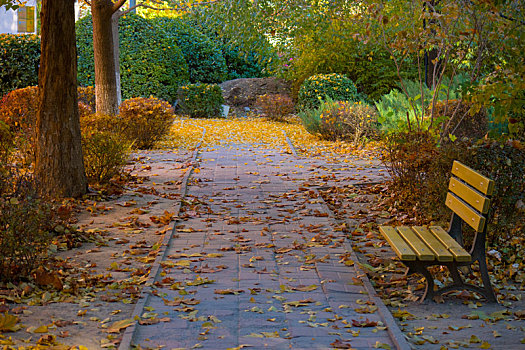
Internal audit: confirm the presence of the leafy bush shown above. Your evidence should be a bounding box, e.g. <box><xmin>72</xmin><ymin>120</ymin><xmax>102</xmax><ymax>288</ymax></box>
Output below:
<box><xmin>299</xmin><ymin>98</ymin><xmax>378</xmax><ymax>144</ymax></box>
<box><xmin>298</xmin><ymin>74</ymin><xmax>360</xmax><ymax>111</ymax></box>
<box><xmin>118</xmin><ymin>97</ymin><xmax>174</xmax><ymax>149</ymax></box>
<box><xmin>0</xmin><ymin>86</ymin><xmax>38</xmax><ymax>137</ymax></box>
<box><xmin>178</xmin><ymin>83</ymin><xmax>224</xmax><ymax>119</ymax></box>
<box><xmin>375</xmin><ymin>78</ymin><xmax>465</xmax><ymax>133</ymax></box>
<box><xmin>0</xmin><ymin>34</ymin><xmax>40</xmax><ymax>97</ymax></box>
<box><xmin>382</xmin><ymin>133</ymin><xmax>525</xmax><ymax>245</ymax></box>
<box><xmin>76</xmin><ymin>14</ymin><xmax>189</xmax><ymax>103</ymax></box>
<box><xmin>0</xmin><ymin>176</ymin><xmax>52</xmax><ymax>282</ymax></box>
<box><xmin>82</xmin><ymin>130</ymin><xmax>131</xmax><ymax>185</ymax></box>
<box><xmin>432</xmin><ymin>99</ymin><xmax>487</xmax><ymax>141</ymax></box>
<box><xmin>221</xmin><ymin>44</ymin><xmax>269</xmax><ymax>80</ymax></box>
<box><xmin>152</xmin><ymin>17</ymin><xmax>228</xmax><ymax>84</ymax></box>
<box><xmin>78</xmin><ymin>86</ymin><xmax>96</xmax><ymax>111</ymax></box>
<box><xmin>255</xmin><ymin>94</ymin><xmax>294</xmax><ymax>122</ymax></box>
<box><xmin>318</xmin><ymin>100</ymin><xmax>378</xmax><ymax>143</ymax></box>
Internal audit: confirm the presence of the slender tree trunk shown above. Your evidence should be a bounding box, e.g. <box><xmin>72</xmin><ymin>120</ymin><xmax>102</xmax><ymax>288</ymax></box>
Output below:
<box><xmin>35</xmin><ymin>0</ymin><xmax>87</xmax><ymax>198</ymax></box>
<box><xmin>92</xmin><ymin>0</ymin><xmax>119</xmax><ymax>115</ymax></box>
<box><xmin>112</xmin><ymin>11</ymin><xmax>122</xmax><ymax>106</ymax></box>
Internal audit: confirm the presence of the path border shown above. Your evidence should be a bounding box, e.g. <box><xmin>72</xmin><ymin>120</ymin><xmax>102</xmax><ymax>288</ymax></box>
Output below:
<box><xmin>286</xmin><ymin>136</ymin><xmax>411</xmax><ymax>350</ymax></box>
<box><xmin>119</xmin><ymin>132</ymin><xmax>205</xmax><ymax>350</ymax></box>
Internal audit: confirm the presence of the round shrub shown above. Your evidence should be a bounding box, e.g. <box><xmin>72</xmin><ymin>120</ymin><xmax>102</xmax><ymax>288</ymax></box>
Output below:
<box><xmin>255</xmin><ymin>94</ymin><xmax>294</xmax><ymax>122</ymax></box>
<box><xmin>0</xmin><ymin>86</ymin><xmax>38</xmax><ymax>138</ymax></box>
<box><xmin>319</xmin><ymin>101</ymin><xmax>378</xmax><ymax>143</ymax></box>
<box><xmin>76</xmin><ymin>14</ymin><xmax>189</xmax><ymax>103</ymax></box>
<box><xmin>82</xmin><ymin>130</ymin><xmax>131</xmax><ymax>185</ymax></box>
<box><xmin>298</xmin><ymin>73</ymin><xmax>360</xmax><ymax>110</ymax></box>
<box><xmin>152</xmin><ymin>17</ymin><xmax>227</xmax><ymax>84</ymax></box>
<box><xmin>0</xmin><ymin>34</ymin><xmax>40</xmax><ymax>97</ymax></box>
<box><xmin>118</xmin><ymin>97</ymin><xmax>174</xmax><ymax>149</ymax></box>
<box><xmin>178</xmin><ymin>83</ymin><xmax>224</xmax><ymax>119</ymax></box>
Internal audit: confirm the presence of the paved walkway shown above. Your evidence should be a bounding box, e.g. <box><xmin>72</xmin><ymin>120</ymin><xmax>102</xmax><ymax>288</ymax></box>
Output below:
<box><xmin>125</xmin><ymin>144</ymin><xmax>403</xmax><ymax>349</ymax></box>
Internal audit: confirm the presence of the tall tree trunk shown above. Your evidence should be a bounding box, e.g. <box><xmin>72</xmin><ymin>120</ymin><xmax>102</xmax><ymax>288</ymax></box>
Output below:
<box><xmin>35</xmin><ymin>0</ymin><xmax>87</xmax><ymax>198</ymax></box>
<box><xmin>112</xmin><ymin>11</ymin><xmax>122</xmax><ymax>106</ymax></box>
<box><xmin>92</xmin><ymin>0</ymin><xmax>119</xmax><ymax>115</ymax></box>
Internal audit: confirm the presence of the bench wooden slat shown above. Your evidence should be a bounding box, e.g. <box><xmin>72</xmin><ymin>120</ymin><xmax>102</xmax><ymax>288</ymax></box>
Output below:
<box><xmin>396</xmin><ymin>226</ymin><xmax>435</xmax><ymax>261</ymax></box>
<box><xmin>379</xmin><ymin>226</ymin><xmax>417</xmax><ymax>261</ymax></box>
<box><xmin>449</xmin><ymin>177</ymin><xmax>490</xmax><ymax>214</ymax></box>
<box><xmin>429</xmin><ymin>226</ymin><xmax>472</xmax><ymax>262</ymax></box>
<box><xmin>445</xmin><ymin>192</ymin><xmax>486</xmax><ymax>232</ymax></box>
<box><xmin>412</xmin><ymin>226</ymin><xmax>454</xmax><ymax>262</ymax></box>
<box><xmin>451</xmin><ymin>161</ymin><xmax>495</xmax><ymax>196</ymax></box>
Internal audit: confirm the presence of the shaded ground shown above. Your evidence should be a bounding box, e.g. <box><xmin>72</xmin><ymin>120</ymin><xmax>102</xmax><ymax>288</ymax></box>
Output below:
<box><xmin>0</xmin><ymin>150</ymin><xmax>192</xmax><ymax>349</ymax></box>
<box><xmin>126</xmin><ymin>144</ymin><xmax>401</xmax><ymax>350</ymax></box>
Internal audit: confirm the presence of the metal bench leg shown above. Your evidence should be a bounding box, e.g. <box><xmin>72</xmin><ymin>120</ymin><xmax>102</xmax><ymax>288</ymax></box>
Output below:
<box><xmin>405</xmin><ymin>262</ymin><xmax>435</xmax><ymax>302</ymax></box>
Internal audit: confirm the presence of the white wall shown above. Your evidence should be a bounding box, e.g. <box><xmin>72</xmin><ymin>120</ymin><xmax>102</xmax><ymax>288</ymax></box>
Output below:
<box><xmin>0</xmin><ymin>0</ymin><xmax>38</xmax><ymax>35</ymax></box>
<box><xmin>0</xmin><ymin>6</ymin><xmax>18</xmax><ymax>34</ymax></box>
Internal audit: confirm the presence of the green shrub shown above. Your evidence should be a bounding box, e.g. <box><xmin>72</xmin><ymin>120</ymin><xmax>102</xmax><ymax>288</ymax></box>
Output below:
<box><xmin>178</xmin><ymin>83</ymin><xmax>224</xmax><ymax>119</ymax></box>
<box><xmin>375</xmin><ymin>77</ymin><xmax>465</xmax><ymax>133</ymax></box>
<box><xmin>82</xmin><ymin>130</ymin><xmax>131</xmax><ymax>185</ymax></box>
<box><xmin>221</xmin><ymin>44</ymin><xmax>269</xmax><ymax>80</ymax></box>
<box><xmin>255</xmin><ymin>94</ymin><xmax>294</xmax><ymax>122</ymax></box>
<box><xmin>76</xmin><ymin>14</ymin><xmax>189</xmax><ymax>103</ymax></box>
<box><xmin>186</xmin><ymin>13</ymin><xmax>272</xmax><ymax>80</ymax></box>
<box><xmin>0</xmin><ymin>34</ymin><xmax>40</xmax><ymax>97</ymax></box>
<box><xmin>298</xmin><ymin>74</ymin><xmax>360</xmax><ymax>111</ymax></box>
<box><xmin>152</xmin><ymin>17</ymin><xmax>228</xmax><ymax>84</ymax></box>
<box><xmin>118</xmin><ymin>97</ymin><xmax>174</xmax><ymax>149</ymax></box>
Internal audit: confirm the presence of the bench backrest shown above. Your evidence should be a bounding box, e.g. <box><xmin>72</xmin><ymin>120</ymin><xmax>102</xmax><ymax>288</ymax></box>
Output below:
<box><xmin>446</xmin><ymin>161</ymin><xmax>495</xmax><ymax>233</ymax></box>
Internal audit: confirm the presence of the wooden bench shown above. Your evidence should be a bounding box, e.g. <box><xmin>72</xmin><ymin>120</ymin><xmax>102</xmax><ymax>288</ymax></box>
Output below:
<box><xmin>379</xmin><ymin>161</ymin><xmax>497</xmax><ymax>302</ymax></box>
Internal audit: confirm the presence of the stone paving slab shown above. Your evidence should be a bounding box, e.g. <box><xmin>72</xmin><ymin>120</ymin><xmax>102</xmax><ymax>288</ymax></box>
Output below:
<box><xmin>127</xmin><ymin>144</ymin><xmax>405</xmax><ymax>349</ymax></box>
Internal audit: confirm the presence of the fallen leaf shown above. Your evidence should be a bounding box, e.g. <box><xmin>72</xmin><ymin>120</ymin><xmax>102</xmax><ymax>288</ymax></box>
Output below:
<box><xmin>107</xmin><ymin>319</ymin><xmax>134</xmax><ymax>333</ymax></box>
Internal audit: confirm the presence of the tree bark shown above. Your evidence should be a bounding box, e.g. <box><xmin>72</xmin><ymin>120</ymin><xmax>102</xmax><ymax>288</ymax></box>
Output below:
<box><xmin>92</xmin><ymin>0</ymin><xmax>119</xmax><ymax>115</ymax></box>
<box><xmin>112</xmin><ymin>11</ymin><xmax>122</xmax><ymax>106</ymax></box>
<box><xmin>35</xmin><ymin>0</ymin><xmax>87</xmax><ymax>198</ymax></box>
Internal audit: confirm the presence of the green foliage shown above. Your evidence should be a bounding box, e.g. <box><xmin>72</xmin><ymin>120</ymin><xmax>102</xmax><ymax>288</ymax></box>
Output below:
<box><xmin>0</xmin><ymin>34</ymin><xmax>40</xmax><ymax>97</ymax></box>
<box><xmin>118</xmin><ymin>97</ymin><xmax>175</xmax><ymax>149</ymax></box>
<box><xmin>185</xmin><ymin>11</ymin><xmax>274</xmax><ymax>80</ymax></box>
<box><xmin>178</xmin><ymin>83</ymin><xmax>224</xmax><ymax>119</ymax></box>
<box><xmin>375</xmin><ymin>79</ymin><xmax>464</xmax><ymax>133</ymax></box>
<box><xmin>76</xmin><ymin>14</ymin><xmax>189</xmax><ymax>103</ymax></box>
<box><xmin>298</xmin><ymin>74</ymin><xmax>360</xmax><ymax>111</ymax></box>
<box><xmin>255</xmin><ymin>94</ymin><xmax>294</xmax><ymax>122</ymax></box>
<box><xmin>152</xmin><ymin>17</ymin><xmax>227</xmax><ymax>84</ymax></box>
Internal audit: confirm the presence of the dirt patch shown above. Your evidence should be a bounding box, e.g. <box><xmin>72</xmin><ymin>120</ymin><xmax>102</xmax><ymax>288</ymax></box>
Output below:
<box><xmin>0</xmin><ymin>149</ymin><xmax>192</xmax><ymax>349</ymax></box>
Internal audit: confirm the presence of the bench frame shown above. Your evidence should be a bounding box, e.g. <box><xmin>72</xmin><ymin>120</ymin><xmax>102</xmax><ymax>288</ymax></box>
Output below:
<box><xmin>380</xmin><ymin>161</ymin><xmax>497</xmax><ymax>302</ymax></box>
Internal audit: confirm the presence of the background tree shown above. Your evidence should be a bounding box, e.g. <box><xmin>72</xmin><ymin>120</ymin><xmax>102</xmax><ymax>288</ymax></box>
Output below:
<box><xmin>35</xmin><ymin>0</ymin><xmax>87</xmax><ymax>198</ymax></box>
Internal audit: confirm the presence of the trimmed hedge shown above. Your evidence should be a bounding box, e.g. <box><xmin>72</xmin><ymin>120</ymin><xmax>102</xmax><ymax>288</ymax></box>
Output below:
<box><xmin>152</xmin><ymin>17</ymin><xmax>228</xmax><ymax>84</ymax></box>
<box><xmin>76</xmin><ymin>14</ymin><xmax>189</xmax><ymax>103</ymax></box>
<box><xmin>178</xmin><ymin>83</ymin><xmax>224</xmax><ymax>118</ymax></box>
<box><xmin>0</xmin><ymin>34</ymin><xmax>40</xmax><ymax>97</ymax></box>
<box><xmin>298</xmin><ymin>73</ymin><xmax>360</xmax><ymax>110</ymax></box>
